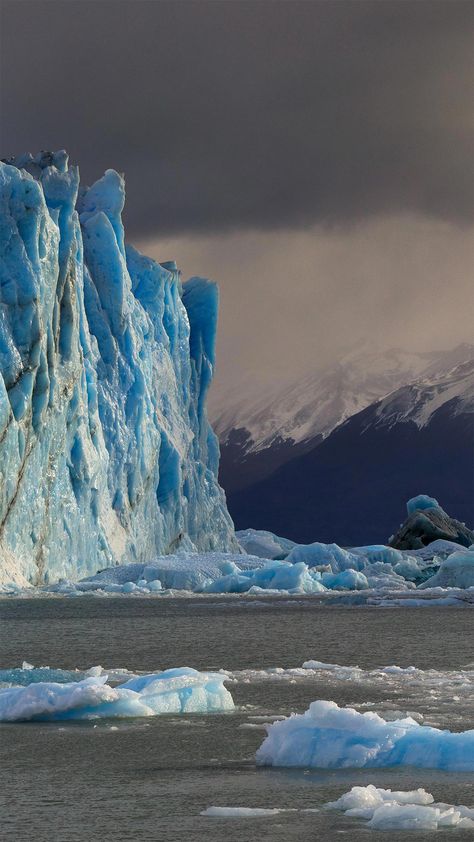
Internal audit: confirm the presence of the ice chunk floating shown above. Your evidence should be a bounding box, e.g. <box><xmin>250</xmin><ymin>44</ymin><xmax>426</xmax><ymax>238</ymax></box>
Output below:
<box><xmin>326</xmin><ymin>785</ymin><xmax>474</xmax><ymax>831</ymax></box>
<box><xmin>0</xmin><ymin>668</ymin><xmax>234</xmax><ymax>721</ymax></box>
<box><xmin>0</xmin><ymin>151</ymin><xmax>236</xmax><ymax>586</ymax></box>
<box><xmin>201</xmin><ymin>807</ymin><xmax>283</xmax><ymax>818</ymax></box>
<box><xmin>256</xmin><ymin>700</ymin><xmax>474</xmax><ymax>771</ymax></box>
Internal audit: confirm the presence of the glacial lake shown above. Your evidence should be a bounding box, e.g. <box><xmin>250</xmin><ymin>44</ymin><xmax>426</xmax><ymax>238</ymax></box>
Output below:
<box><xmin>0</xmin><ymin>598</ymin><xmax>473</xmax><ymax>841</ymax></box>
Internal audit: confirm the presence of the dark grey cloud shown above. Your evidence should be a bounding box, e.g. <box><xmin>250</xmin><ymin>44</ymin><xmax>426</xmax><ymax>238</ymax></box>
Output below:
<box><xmin>1</xmin><ymin>0</ymin><xmax>473</xmax><ymax>236</ymax></box>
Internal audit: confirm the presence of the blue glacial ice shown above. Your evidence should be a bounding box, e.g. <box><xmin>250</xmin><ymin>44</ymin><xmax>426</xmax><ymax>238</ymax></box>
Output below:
<box><xmin>255</xmin><ymin>700</ymin><xmax>474</xmax><ymax>771</ymax></box>
<box><xmin>406</xmin><ymin>494</ymin><xmax>441</xmax><ymax>515</ymax></box>
<box><xmin>236</xmin><ymin>529</ymin><xmax>296</xmax><ymax>559</ymax></box>
<box><xmin>1</xmin><ymin>538</ymin><xmax>473</xmax><ymax>600</ymax></box>
<box><xmin>0</xmin><ymin>667</ymin><xmax>234</xmax><ymax>721</ymax></box>
<box><xmin>200</xmin><ymin>559</ymin><xmax>327</xmax><ymax>594</ymax></box>
<box><xmin>419</xmin><ymin>545</ymin><xmax>474</xmax><ymax>589</ymax></box>
<box><xmin>0</xmin><ymin>151</ymin><xmax>237</xmax><ymax>585</ymax></box>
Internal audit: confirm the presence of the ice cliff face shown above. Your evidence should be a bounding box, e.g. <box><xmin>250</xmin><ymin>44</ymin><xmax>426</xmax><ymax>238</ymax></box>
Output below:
<box><xmin>0</xmin><ymin>150</ymin><xmax>236</xmax><ymax>585</ymax></box>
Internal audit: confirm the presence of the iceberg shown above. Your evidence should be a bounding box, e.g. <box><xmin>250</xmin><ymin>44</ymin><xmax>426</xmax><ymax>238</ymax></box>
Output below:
<box><xmin>326</xmin><ymin>785</ymin><xmax>474</xmax><ymax>831</ymax></box>
<box><xmin>200</xmin><ymin>559</ymin><xmax>326</xmax><ymax>594</ymax></box>
<box><xmin>255</xmin><ymin>700</ymin><xmax>474</xmax><ymax>771</ymax></box>
<box><xmin>419</xmin><ymin>546</ymin><xmax>474</xmax><ymax>589</ymax></box>
<box><xmin>0</xmin><ymin>667</ymin><xmax>234</xmax><ymax>721</ymax></box>
<box><xmin>0</xmin><ymin>151</ymin><xmax>236</xmax><ymax>585</ymax></box>
<box><xmin>236</xmin><ymin>529</ymin><xmax>295</xmax><ymax>559</ymax></box>
<box><xmin>64</xmin><ymin>551</ymin><xmax>267</xmax><ymax>593</ymax></box>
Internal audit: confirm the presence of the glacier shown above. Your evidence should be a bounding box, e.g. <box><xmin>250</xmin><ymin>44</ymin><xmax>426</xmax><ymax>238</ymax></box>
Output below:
<box><xmin>0</xmin><ymin>151</ymin><xmax>237</xmax><ymax>585</ymax></box>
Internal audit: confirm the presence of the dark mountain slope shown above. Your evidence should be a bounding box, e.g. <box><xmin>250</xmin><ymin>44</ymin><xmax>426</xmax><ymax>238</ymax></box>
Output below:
<box><xmin>226</xmin><ymin>398</ymin><xmax>473</xmax><ymax>546</ymax></box>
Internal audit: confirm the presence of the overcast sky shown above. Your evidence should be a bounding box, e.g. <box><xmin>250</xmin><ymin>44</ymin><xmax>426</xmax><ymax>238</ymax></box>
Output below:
<box><xmin>1</xmin><ymin>0</ymin><xmax>473</xmax><ymax>401</ymax></box>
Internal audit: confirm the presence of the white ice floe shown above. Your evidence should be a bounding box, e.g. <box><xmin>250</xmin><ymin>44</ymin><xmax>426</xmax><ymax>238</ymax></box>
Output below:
<box><xmin>201</xmin><ymin>807</ymin><xmax>282</xmax><ymax>818</ymax></box>
<box><xmin>0</xmin><ymin>668</ymin><xmax>234</xmax><ymax>721</ymax></box>
<box><xmin>255</xmin><ymin>700</ymin><xmax>474</xmax><ymax>771</ymax></box>
<box><xmin>326</xmin><ymin>785</ymin><xmax>474</xmax><ymax>830</ymax></box>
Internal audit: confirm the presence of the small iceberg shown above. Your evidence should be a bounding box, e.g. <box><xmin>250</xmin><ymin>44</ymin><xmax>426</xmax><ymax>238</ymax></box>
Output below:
<box><xmin>326</xmin><ymin>785</ymin><xmax>474</xmax><ymax>831</ymax></box>
<box><xmin>0</xmin><ymin>667</ymin><xmax>234</xmax><ymax>722</ymax></box>
<box><xmin>419</xmin><ymin>545</ymin><xmax>474</xmax><ymax>589</ymax></box>
<box><xmin>255</xmin><ymin>699</ymin><xmax>474</xmax><ymax>771</ymax></box>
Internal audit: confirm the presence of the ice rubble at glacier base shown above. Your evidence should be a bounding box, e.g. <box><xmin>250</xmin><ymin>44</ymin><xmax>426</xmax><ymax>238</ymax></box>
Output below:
<box><xmin>2</xmin><ymin>535</ymin><xmax>473</xmax><ymax>602</ymax></box>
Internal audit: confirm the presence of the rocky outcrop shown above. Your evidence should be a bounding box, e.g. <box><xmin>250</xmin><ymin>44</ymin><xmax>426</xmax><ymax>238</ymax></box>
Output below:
<box><xmin>389</xmin><ymin>495</ymin><xmax>474</xmax><ymax>550</ymax></box>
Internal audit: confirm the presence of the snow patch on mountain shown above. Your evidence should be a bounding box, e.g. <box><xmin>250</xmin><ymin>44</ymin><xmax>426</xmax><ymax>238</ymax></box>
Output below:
<box><xmin>212</xmin><ymin>342</ymin><xmax>474</xmax><ymax>454</ymax></box>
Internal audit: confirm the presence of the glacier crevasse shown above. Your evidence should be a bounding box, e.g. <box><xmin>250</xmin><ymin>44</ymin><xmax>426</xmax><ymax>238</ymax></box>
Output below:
<box><xmin>0</xmin><ymin>151</ymin><xmax>236</xmax><ymax>584</ymax></box>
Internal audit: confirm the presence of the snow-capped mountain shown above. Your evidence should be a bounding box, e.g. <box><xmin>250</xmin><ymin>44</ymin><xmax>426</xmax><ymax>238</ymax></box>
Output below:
<box><xmin>213</xmin><ymin>341</ymin><xmax>474</xmax><ymax>452</ymax></box>
<box><xmin>370</xmin><ymin>354</ymin><xmax>474</xmax><ymax>431</ymax></box>
<box><xmin>222</xmin><ymin>351</ymin><xmax>474</xmax><ymax>545</ymax></box>
<box><xmin>215</xmin><ymin>342</ymin><xmax>474</xmax><ymax>494</ymax></box>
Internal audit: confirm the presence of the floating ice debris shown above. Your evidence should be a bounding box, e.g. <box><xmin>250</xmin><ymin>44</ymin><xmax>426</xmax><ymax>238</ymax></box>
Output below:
<box><xmin>326</xmin><ymin>785</ymin><xmax>474</xmax><ymax>831</ymax></box>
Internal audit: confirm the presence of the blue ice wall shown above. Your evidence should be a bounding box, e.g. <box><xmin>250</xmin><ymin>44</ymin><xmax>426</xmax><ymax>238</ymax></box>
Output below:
<box><xmin>0</xmin><ymin>151</ymin><xmax>237</xmax><ymax>584</ymax></box>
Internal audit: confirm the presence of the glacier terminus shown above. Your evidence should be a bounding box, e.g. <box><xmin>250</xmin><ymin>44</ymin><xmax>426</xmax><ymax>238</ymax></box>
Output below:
<box><xmin>0</xmin><ymin>151</ymin><xmax>237</xmax><ymax>586</ymax></box>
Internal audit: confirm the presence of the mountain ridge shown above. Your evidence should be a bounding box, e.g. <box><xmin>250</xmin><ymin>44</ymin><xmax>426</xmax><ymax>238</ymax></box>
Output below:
<box><xmin>219</xmin><ymin>349</ymin><xmax>474</xmax><ymax>544</ymax></box>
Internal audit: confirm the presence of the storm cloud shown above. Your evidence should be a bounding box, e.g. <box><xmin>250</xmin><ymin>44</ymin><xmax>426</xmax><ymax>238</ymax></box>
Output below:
<box><xmin>1</xmin><ymin>0</ymin><xmax>472</xmax><ymax>400</ymax></box>
<box><xmin>1</xmin><ymin>0</ymin><xmax>473</xmax><ymax>236</ymax></box>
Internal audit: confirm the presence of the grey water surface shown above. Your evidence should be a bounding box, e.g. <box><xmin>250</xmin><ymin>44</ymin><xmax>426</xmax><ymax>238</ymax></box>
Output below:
<box><xmin>0</xmin><ymin>598</ymin><xmax>473</xmax><ymax>842</ymax></box>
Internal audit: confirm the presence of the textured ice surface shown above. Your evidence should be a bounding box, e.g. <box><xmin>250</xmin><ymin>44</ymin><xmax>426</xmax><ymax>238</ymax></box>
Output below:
<box><xmin>201</xmin><ymin>559</ymin><xmax>326</xmax><ymax>594</ymax></box>
<box><xmin>419</xmin><ymin>546</ymin><xmax>474</xmax><ymax>589</ymax></box>
<box><xmin>236</xmin><ymin>529</ymin><xmax>295</xmax><ymax>559</ymax></box>
<box><xmin>0</xmin><ymin>152</ymin><xmax>236</xmax><ymax>585</ymax></box>
<box><xmin>256</xmin><ymin>700</ymin><xmax>474</xmax><ymax>771</ymax></box>
<box><xmin>38</xmin><ymin>546</ymin><xmax>424</xmax><ymax>595</ymax></box>
<box><xmin>0</xmin><ymin>667</ymin><xmax>234</xmax><ymax>721</ymax></box>
<box><xmin>1</xmin><ymin>537</ymin><xmax>473</xmax><ymax>599</ymax></box>
<box><xmin>70</xmin><ymin>552</ymin><xmax>266</xmax><ymax>593</ymax></box>
<box><xmin>326</xmin><ymin>785</ymin><xmax>474</xmax><ymax>831</ymax></box>
<box><xmin>406</xmin><ymin>494</ymin><xmax>441</xmax><ymax>515</ymax></box>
